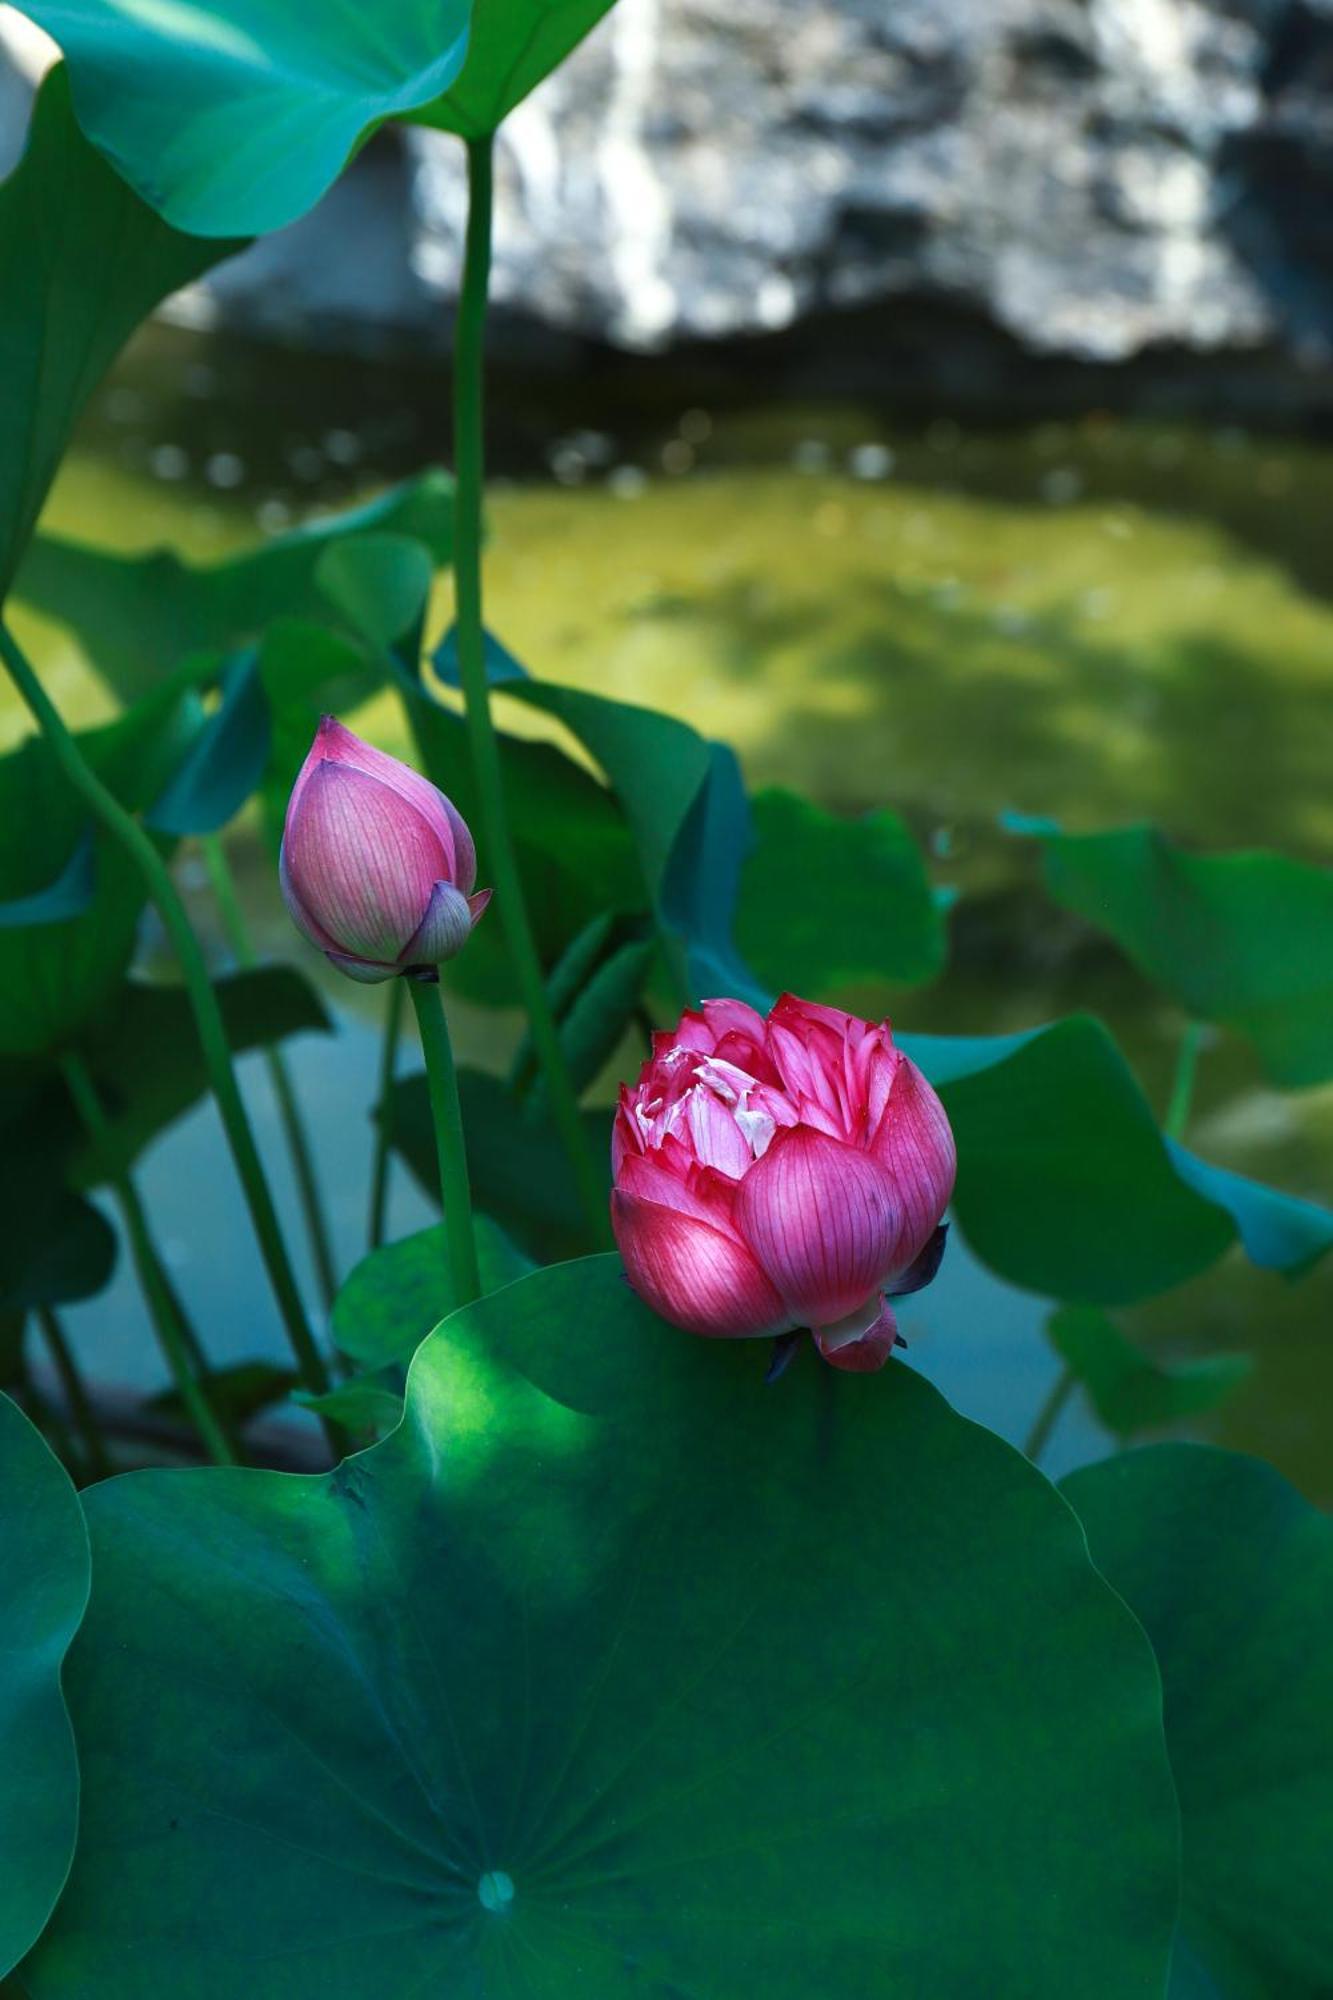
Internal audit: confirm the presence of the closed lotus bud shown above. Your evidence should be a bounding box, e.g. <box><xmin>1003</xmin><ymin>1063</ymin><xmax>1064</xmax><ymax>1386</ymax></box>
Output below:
<box><xmin>280</xmin><ymin>716</ymin><xmax>490</xmax><ymax>983</ymax></box>
<box><xmin>611</xmin><ymin>993</ymin><xmax>955</xmax><ymax>1373</ymax></box>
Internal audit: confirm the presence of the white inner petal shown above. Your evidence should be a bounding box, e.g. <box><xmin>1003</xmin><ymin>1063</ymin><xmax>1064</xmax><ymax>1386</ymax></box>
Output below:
<box><xmin>635</xmin><ymin>1044</ymin><xmax>781</xmax><ymax>1169</ymax></box>
<box><xmin>734</xmin><ymin>1105</ymin><xmax>776</xmax><ymax>1158</ymax></box>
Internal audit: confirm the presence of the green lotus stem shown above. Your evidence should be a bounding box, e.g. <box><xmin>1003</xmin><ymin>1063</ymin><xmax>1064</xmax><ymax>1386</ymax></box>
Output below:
<box><xmin>201</xmin><ymin>832</ymin><xmax>339</xmax><ymax>1313</ymax></box>
<box><xmin>36</xmin><ymin>1305</ymin><xmax>111</xmax><ymax>1480</ymax></box>
<box><xmin>1024</xmin><ymin>1363</ymin><xmax>1075</xmax><ymax>1465</ymax></box>
<box><xmin>158</xmin><ymin>1252</ymin><xmax>219</xmax><ymax>1389</ymax></box>
<box><xmin>452</xmin><ymin>134</ymin><xmax>609</xmax><ymax>1248</ymax></box>
<box><xmin>60</xmin><ymin>1049</ymin><xmax>235</xmax><ymax>1466</ymax></box>
<box><xmin>406</xmin><ymin>977</ymin><xmax>480</xmax><ymax>1314</ymax></box>
<box><xmin>24</xmin><ymin>1370</ymin><xmax>75</xmax><ymax>1469</ymax></box>
<box><xmin>0</xmin><ymin>619</ymin><xmax>330</xmax><ymax>1401</ymax></box>
<box><xmin>367</xmin><ymin>976</ymin><xmax>405</xmax><ymax>1251</ymax></box>
<box><xmin>1165</xmin><ymin>1020</ymin><xmax>1205</xmax><ymax>1141</ymax></box>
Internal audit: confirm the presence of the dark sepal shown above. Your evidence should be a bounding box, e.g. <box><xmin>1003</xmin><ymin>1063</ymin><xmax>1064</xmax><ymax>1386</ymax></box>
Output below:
<box><xmin>889</xmin><ymin>1223</ymin><xmax>949</xmax><ymax>1300</ymax></box>
<box><xmin>765</xmin><ymin>1330</ymin><xmax>805</xmax><ymax>1384</ymax></box>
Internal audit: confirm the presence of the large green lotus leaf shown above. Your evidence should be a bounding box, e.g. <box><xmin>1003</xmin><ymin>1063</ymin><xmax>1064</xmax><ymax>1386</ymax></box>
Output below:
<box><xmin>507</xmin><ymin>680</ymin><xmax>712</xmax><ymax>906</ymax></box>
<box><xmin>425</xmin><ymin>654</ymin><xmax>743</xmax><ymax>996</ymax></box>
<box><xmin>658</xmin><ymin>741</ymin><xmax>762</xmax><ymax>1001</ymax></box>
<box><xmin>332</xmin><ymin>1214</ymin><xmax>533</xmax><ymax>1371</ymax></box>
<box><xmin>21</xmin><ymin>0</ymin><xmax>471</xmax><ymax>237</ymax></box>
<box><xmin>143</xmin><ymin>651</ymin><xmax>270</xmax><ymax>836</ymax></box>
<box><xmin>315</xmin><ymin>534</ymin><xmax>436</xmax><ymax>656</ymax></box>
<box><xmin>0</xmin><ymin>1393</ymin><xmax>90</xmax><ymax>1978</ymax></box>
<box><xmin>431</xmin><ymin>621</ymin><xmax>529</xmax><ymax>690</ymax></box>
<box><xmin>898</xmin><ymin>1019</ymin><xmax>1333</xmax><ymax>1301</ymax></box>
<box><xmin>26</xmin><ymin>1260</ymin><xmax>1178</xmax><ymax>1996</ymax></box>
<box><xmin>1164</xmin><ymin>1143</ymin><xmax>1333</xmax><ymax>1276</ymax></box>
<box><xmin>0</xmin><ymin>693</ymin><xmax>200</xmax><ymax>1057</ymax></box>
<box><xmin>736</xmin><ymin>786</ymin><xmax>946</xmax><ymax>996</ymax></box>
<box><xmin>70</xmin><ymin>967</ymin><xmax>331</xmax><ymax>1183</ymax></box>
<box><xmin>405</xmin><ymin>680</ymin><xmax>645</xmax><ymax>1000</ymax></box>
<box><xmin>414</xmin><ymin>0</ymin><xmax>617</xmax><ymax>138</ymax></box>
<box><xmin>256</xmin><ymin>621</ymin><xmax>389</xmax><ymax>853</ymax></box>
<box><xmin>0</xmin><ymin>1188</ymin><xmax>114</xmax><ymax>1315</ymax></box>
<box><xmin>1064</xmin><ymin>1446</ymin><xmax>1333</xmax><ymax>1998</ymax></box>
<box><xmin>0</xmin><ymin>65</ymin><xmax>239</xmax><ymax>598</ymax></box>
<box><xmin>495</xmin><ymin>675</ymin><xmax>720</xmax><ymax>1001</ymax></box>
<box><xmin>918</xmin><ymin>1018</ymin><xmax>1232</xmax><ymax>1302</ymax></box>
<box><xmin>427</xmin><ymin>654</ymin><xmax>709</xmax><ymax>964</ymax></box>
<box><xmin>14</xmin><ymin>475</ymin><xmax>456</xmax><ymax>703</ymax></box>
<box><xmin>1046</xmin><ymin>1306</ymin><xmax>1251</xmax><ymax>1441</ymax></box>
<box><xmin>1017</xmin><ymin>819</ymin><xmax>1333</xmax><ymax>1089</ymax></box>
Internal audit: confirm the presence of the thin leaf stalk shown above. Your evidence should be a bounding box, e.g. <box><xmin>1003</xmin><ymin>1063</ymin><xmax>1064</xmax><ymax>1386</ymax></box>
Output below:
<box><xmin>201</xmin><ymin>832</ymin><xmax>339</xmax><ymax>1313</ymax></box>
<box><xmin>60</xmin><ymin>1048</ymin><xmax>235</xmax><ymax>1465</ymax></box>
<box><xmin>36</xmin><ymin>1305</ymin><xmax>112</xmax><ymax>1479</ymax></box>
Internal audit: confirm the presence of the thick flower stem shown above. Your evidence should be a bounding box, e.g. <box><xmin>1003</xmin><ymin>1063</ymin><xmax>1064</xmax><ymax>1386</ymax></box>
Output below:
<box><xmin>367</xmin><ymin>976</ymin><xmax>405</xmax><ymax>1251</ymax></box>
<box><xmin>201</xmin><ymin>832</ymin><xmax>339</xmax><ymax>1313</ymax></box>
<box><xmin>36</xmin><ymin>1306</ymin><xmax>111</xmax><ymax>1480</ymax></box>
<box><xmin>60</xmin><ymin>1049</ymin><xmax>236</xmax><ymax>1466</ymax></box>
<box><xmin>0</xmin><ymin>620</ymin><xmax>330</xmax><ymax>1402</ymax></box>
<box><xmin>406</xmin><ymin>978</ymin><xmax>480</xmax><ymax>1314</ymax></box>
<box><xmin>452</xmin><ymin>134</ymin><xmax>609</xmax><ymax>1249</ymax></box>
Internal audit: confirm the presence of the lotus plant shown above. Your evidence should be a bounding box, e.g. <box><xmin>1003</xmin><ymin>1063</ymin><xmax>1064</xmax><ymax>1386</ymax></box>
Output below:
<box><xmin>612</xmin><ymin>995</ymin><xmax>956</xmax><ymax>1371</ymax></box>
<box><xmin>280</xmin><ymin>716</ymin><xmax>490</xmax><ymax>984</ymax></box>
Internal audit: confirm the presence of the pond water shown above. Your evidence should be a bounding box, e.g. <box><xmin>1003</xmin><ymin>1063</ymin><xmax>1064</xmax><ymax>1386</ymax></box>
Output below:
<box><xmin>6</xmin><ymin>322</ymin><xmax>1331</xmax><ymax>1496</ymax></box>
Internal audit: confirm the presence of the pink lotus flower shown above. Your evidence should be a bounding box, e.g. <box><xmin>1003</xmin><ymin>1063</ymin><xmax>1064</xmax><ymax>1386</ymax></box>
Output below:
<box><xmin>280</xmin><ymin>717</ymin><xmax>490</xmax><ymax>983</ymax></box>
<box><xmin>612</xmin><ymin>994</ymin><xmax>955</xmax><ymax>1372</ymax></box>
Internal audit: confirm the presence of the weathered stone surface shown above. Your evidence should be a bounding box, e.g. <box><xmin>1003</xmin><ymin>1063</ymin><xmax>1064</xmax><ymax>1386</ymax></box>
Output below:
<box><xmin>4</xmin><ymin>0</ymin><xmax>1333</xmax><ymax>401</ymax></box>
<box><xmin>405</xmin><ymin>0</ymin><xmax>1333</xmax><ymax>376</ymax></box>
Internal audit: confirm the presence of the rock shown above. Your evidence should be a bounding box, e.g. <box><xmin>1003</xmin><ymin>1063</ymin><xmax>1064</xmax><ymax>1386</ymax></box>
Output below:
<box><xmin>413</xmin><ymin>0</ymin><xmax>1333</xmax><ymax>402</ymax></box>
<box><xmin>175</xmin><ymin>129</ymin><xmax>442</xmax><ymax>351</ymax></box>
<box><xmin>3</xmin><ymin>0</ymin><xmax>1333</xmax><ymax>409</ymax></box>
